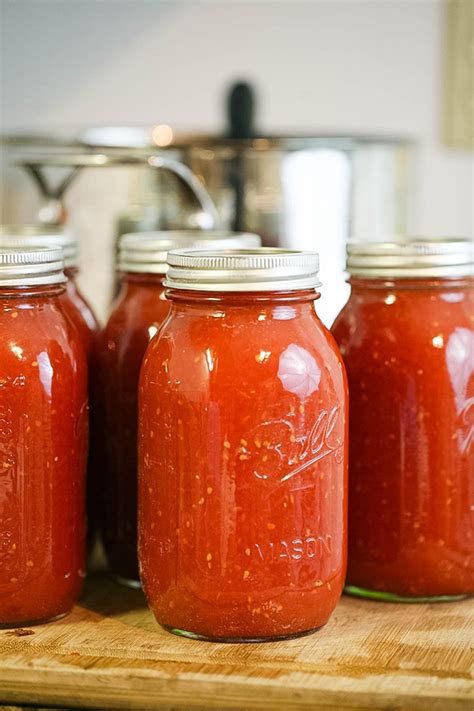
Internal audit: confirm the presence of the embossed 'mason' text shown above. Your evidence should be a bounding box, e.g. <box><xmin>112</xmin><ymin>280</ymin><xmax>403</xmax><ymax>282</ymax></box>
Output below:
<box><xmin>253</xmin><ymin>534</ymin><xmax>332</xmax><ymax>563</ymax></box>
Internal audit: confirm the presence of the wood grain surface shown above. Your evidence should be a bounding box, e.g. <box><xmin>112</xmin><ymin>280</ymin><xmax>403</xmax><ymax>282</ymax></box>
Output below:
<box><xmin>0</xmin><ymin>574</ymin><xmax>472</xmax><ymax>711</ymax></box>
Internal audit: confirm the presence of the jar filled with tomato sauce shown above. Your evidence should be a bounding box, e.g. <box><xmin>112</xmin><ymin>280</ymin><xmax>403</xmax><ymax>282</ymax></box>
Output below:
<box><xmin>0</xmin><ymin>226</ymin><xmax>99</xmax><ymax>549</ymax></box>
<box><xmin>98</xmin><ymin>231</ymin><xmax>261</xmax><ymax>587</ymax></box>
<box><xmin>139</xmin><ymin>248</ymin><xmax>348</xmax><ymax>641</ymax></box>
<box><xmin>0</xmin><ymin>248</ymin><xmax>88</xmax><ymax>627</ymax></box>
<box><xmin>332</xmin><ymin>238</ymin><xmax>474</xmax><ymax>601</ymax></box>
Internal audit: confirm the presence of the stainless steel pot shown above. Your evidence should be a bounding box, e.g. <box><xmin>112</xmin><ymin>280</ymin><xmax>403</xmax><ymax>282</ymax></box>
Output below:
<box><xmin>165</xmin><ymin>135</ymin><xmax>412</xmax><ymax>324</ymax></box>
<box><xmin>0</xmin><ymin>130</ymin><xmax>413</xmax><ymax>324</ymax></box>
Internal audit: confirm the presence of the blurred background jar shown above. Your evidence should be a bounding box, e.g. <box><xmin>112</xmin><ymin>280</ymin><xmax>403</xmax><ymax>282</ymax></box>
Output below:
<box><xmin>98</xmin><ymin>229</ymin><xmax>261</xmax><ymax>587</ymax></box>
<box><xmin>0</xmin><ymin>247</ymin><xmax>88</xmax><ymax>626</ymax></box>
<box><xmin>139</xmin><ymin>248</ymin><xmax>348</xmax><ymax>641</ymax></box>
<box><xmin>0</xmin><ymin>225</ymin><xmax>100</xmax><ymax>551</ymax></box>
<box><xmin>332</xmin><ymin>237</ymin><xmax>474</xmax><ymax>601</ymax></box>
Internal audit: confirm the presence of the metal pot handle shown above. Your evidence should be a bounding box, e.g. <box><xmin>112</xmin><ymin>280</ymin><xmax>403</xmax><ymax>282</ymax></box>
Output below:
<box><xmin>17</xmin><ymin>152</ymin><xmax>220</xmax><ymax>228</ymax></box>
<box><xmin>146</xmin><ymin>154</ymin><xmax>220</xmax><ymax>228</ymax></box>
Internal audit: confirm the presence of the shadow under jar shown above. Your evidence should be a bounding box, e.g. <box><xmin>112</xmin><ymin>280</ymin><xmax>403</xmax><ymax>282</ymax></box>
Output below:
<box><xmin>0</xmin><ymin>248</ymin><xmax>88</xmax><ymax>627</ymax></box>
<box><xmin>332</xmin><ymin>237</ymin><xmax>474</xmax><ymax>602</ymax></box>
<box><xmin>138</xmin><ymin>248</ymin><xmax>348</xmax><ymax>642</ymax></box>
<box><xmin>98</xmin><ymin>231</ymin><xmax>261</xmax><ymax>587</ymax></box>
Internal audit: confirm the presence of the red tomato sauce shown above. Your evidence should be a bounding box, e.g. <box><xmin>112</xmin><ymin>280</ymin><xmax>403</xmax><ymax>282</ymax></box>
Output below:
<box><xmin>139</xmin><ymin>289</ymin><xmax>347</xmax><ymax>640</ymax></box>
<box><xmin>61</xmin><ymin>267</ymin><xmax>100</xmax><ymax>550</ymax></box>
<box><xmin>62</xmin><ymin>267</ymin><xmax>99</xmax><ymax>346</ymax></box>
<box><xmin>98</xmin><ymin>273</ymin><xmax>169</xmax><ymax>583</ymax></box>
<box><xmin>0</xmin><ymin>284</ymin><xmax>88</xmax><ymax>626</ymax></box>
<box><xmin>333</xmin><ymin>277</ymin><xmax>474</xmax><ymax>599</ymax></box>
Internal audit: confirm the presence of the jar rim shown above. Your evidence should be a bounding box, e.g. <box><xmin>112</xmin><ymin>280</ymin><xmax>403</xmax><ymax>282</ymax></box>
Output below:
<box><xmin>0</xmin><ymin>225</ymin><xmax>78</xmax><ymax>269</ymax></box>
<box><xmin>165</xmin><ymin>248</ymin><xmax>321</xmax><ymax>292</ymax></box>
<box><xmin>0</xmin><ymin>247</ymin><xmax>66</xmax><ymax>286</ymax></box>
<box><xmin>118</xmin><ymin>230</ymin><xmax>261</xmax><ymax>274</ymax></box>
<box><xmin>346</xmin><ymin>237</ymin><xmax>473</xmax><ymax>278</ymax></box>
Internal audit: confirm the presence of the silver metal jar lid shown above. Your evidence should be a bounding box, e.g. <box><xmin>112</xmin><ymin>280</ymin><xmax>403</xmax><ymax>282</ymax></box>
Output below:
<box><xmin>118</xmin><ymin>231</ymin><xmax>262</xmax><ymax>274</ymax></box>
<box><xmin>165</xmin><ymin>248</ymin><xmax>321</xmax><ymax>292</ymax></box>
<box><xmin>0</xmin><ymin>225</ymin><xmax>78</xmax><ymax>269</ymax></box>
<box><xmin>0</xmin><ymin>248</ymin><xmax>66</xmax><ymax>287</ymax></box>
<box><xmin>346</xmin><ymin>237</ymin><xmax>474</xmax><ymax>278</ymax></box>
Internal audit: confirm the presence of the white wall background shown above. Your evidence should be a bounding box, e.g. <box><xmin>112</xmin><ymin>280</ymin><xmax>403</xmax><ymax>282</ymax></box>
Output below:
<box><xmin>0</xmin><ymin>0</ymin><xmax>472</xmax><ymax>234</ymax></box>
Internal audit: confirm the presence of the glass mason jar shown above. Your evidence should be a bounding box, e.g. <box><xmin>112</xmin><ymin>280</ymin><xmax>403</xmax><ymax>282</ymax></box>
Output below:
<box><xmin>139</xmin><ymin>248</ymin><xmax>348</xmax><ymax>641</ymax></box>
<box><xmin>98</xmin><ymin>231</ymin><xmax>261</xmax><ymax>586</ymax></box>
<box><xmin>0</xmin><ymin>226</ymin><xmax>99</xmax><ymax>549</ymax></box>
<box><xmin>0</xmin><ymin>248</ymin><xmax>88</xmax><ymax>627</ymax></box>
<box><xmin>332</xmin><ymin>238</ymin><xmax>474</xmax><ymax>601</ymax></box>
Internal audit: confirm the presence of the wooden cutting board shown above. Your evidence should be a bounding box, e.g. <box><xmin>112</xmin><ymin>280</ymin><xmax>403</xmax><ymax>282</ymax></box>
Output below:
<box><xmin>0</xmin><ymin>574</ymin><xmax>472</xmax><ymax>711</ymax></box>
